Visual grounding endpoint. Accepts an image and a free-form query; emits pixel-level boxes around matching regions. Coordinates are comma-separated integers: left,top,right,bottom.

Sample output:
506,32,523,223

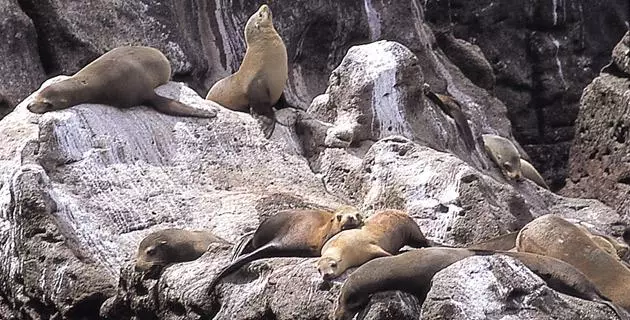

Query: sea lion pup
207,206,363,290
482,134,522,180
422,84,475,150
519,158,549,189
27,46,215,118
334,247,627,320
516,215,630,311
206,4,288,138
317,209,430,280
135,228,230,272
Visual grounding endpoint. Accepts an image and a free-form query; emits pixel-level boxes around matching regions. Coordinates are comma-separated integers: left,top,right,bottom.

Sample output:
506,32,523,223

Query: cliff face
2,0,628,188
0,1,628,319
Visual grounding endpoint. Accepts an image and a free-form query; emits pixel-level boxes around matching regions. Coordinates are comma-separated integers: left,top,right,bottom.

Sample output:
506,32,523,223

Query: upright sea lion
516,214,630,310
519,158,549,189
482,134,522,180
334,247,627,320
317,209,430,280
206,4,288,138
135,228,230,272
423,84,476,150
208,206,363,290
27,46,215,118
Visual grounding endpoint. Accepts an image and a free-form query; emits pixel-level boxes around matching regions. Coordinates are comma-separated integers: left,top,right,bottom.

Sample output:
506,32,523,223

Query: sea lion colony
23,3,629,319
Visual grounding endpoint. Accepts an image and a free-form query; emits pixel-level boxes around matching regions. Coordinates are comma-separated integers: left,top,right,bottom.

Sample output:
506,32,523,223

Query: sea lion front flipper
147,93,217,118
246,73,276,138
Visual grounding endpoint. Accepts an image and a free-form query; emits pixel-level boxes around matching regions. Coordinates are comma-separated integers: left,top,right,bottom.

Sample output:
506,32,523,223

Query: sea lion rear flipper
230,231,256,261
147,93,217,118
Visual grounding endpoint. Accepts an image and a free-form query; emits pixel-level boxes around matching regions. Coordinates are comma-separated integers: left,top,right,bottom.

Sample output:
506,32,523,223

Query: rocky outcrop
563,31,630,215
425,0,630,189
3,0,628,191
423,255,621,320
0,36,627,319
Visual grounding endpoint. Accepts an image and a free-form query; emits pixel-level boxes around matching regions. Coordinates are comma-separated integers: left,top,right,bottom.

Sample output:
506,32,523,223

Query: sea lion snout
317,257,340,280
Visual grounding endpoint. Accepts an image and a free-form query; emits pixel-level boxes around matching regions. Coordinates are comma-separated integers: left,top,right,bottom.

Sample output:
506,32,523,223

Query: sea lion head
135,235,170,272
27,81,76,113
245,4,275,43
334,285,369,320
317,256,342,281
482,134,522,180
332,206,364,231
500,155,522,180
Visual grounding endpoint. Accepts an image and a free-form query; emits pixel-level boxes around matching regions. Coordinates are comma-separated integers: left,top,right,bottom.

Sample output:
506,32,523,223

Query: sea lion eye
330,261,338,268
336,215,342,222
146,247,156,256
503,162,512,171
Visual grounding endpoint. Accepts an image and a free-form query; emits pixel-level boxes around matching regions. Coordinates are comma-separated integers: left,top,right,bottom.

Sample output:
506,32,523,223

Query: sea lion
516,214,630,310
27,46,215,118
575,224,629,261
423,84,476,150
334,247,627,320
135,228,230,272
208,206,363,290
519,158,549,189
482,134,522,180
433,28,496,91
206,4,288,138
317,209,430,280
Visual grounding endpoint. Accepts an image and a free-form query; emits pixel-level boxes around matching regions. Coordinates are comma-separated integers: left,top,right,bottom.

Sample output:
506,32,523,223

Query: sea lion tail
230,231,256,261
148,93,217,118
208,243,283,292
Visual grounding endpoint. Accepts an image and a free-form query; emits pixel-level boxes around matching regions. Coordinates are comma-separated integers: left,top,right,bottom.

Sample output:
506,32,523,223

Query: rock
422,255,621,320
0,0,46,117
610,30,630,75
0,32,626,320
425,0,630,189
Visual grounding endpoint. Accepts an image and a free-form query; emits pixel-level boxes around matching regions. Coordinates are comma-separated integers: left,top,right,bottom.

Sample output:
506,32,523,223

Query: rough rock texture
423,255,621,320
425,0,630,189
0,0,45,118
4,0,628,191
1,37,627,319
563,31,630,215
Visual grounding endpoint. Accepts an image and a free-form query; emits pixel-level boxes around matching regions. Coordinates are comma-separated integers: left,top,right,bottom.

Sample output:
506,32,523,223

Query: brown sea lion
423,84,476,150
516,214,630,311
27,46,216,118
575,224,629,261
317,209,430,280
519,158,549,189
135,228,230,272
482,134,522,180
206,4,288,138
334,247,627,320
207,206,363,290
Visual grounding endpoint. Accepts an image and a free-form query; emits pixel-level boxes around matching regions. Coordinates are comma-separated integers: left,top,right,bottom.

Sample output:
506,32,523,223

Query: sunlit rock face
1,38,627,319
3,0,628,192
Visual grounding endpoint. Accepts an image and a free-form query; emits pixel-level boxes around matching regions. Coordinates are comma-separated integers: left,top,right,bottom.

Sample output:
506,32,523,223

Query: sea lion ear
158,240,167,246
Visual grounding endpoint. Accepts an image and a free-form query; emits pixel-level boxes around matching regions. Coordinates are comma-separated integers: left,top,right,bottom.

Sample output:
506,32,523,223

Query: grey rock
423,255,621,320
0,0,46,117
0,35,626,320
